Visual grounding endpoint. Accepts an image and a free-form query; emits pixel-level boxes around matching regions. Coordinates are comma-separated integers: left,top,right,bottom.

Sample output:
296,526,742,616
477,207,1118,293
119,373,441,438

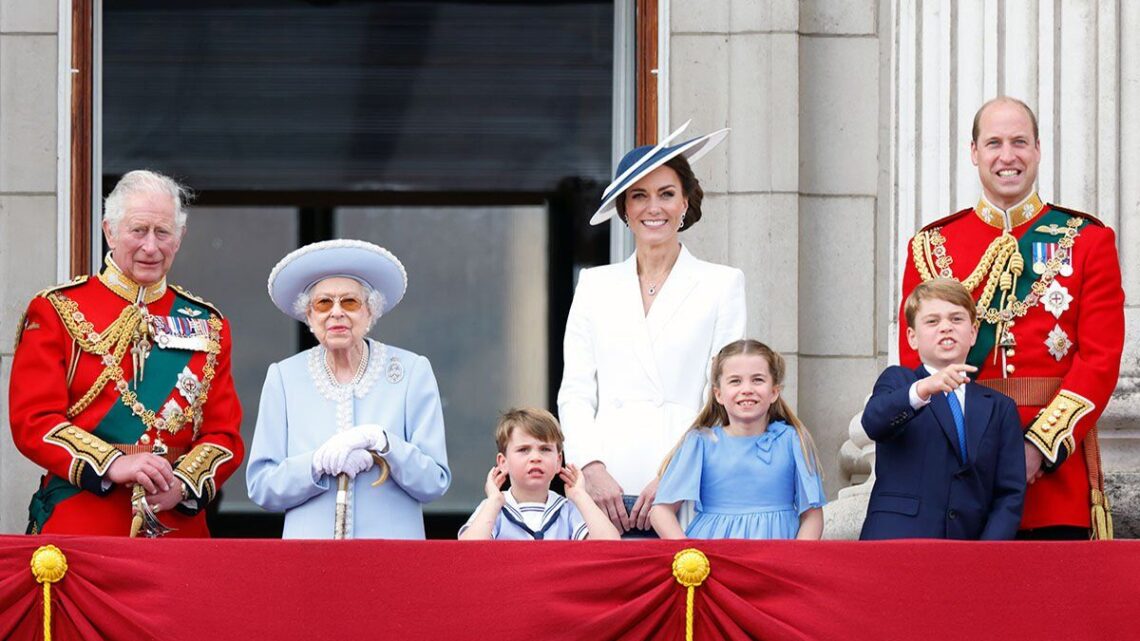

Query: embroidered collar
503,489,566,528
973,193,1044,230
307,338,385,402
97,254,167,304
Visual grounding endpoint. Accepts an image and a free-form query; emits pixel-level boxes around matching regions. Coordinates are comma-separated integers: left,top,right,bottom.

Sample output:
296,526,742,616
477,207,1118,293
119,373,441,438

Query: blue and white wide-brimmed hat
267,239,408,321
589,120,730,226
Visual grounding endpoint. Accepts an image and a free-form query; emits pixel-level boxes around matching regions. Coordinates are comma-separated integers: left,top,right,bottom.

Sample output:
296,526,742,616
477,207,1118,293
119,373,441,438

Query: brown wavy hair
615,154,705,232
658,340,821,477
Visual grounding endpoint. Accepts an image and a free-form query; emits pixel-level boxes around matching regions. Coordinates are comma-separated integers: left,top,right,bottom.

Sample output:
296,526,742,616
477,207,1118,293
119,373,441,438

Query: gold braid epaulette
912,216,1083,329
45,292,222,437
14,277,90,350
170,284,224,319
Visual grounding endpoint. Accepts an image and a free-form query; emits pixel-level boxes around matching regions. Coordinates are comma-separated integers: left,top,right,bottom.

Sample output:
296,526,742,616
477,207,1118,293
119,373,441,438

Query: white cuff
909,381,932,410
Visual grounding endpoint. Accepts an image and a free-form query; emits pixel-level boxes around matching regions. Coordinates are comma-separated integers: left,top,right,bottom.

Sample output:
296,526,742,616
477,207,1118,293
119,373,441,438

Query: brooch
386,357,404,384
1045,325,1073,361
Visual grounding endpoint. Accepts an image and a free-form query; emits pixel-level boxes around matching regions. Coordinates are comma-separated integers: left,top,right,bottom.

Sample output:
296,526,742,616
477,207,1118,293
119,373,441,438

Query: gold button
1048,416,1057,425
1053,410,1063,418
1005,364,1015,374
1059,403,1070,410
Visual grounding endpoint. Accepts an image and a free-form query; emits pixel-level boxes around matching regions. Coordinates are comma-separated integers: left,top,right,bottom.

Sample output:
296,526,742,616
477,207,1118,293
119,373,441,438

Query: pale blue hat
589,120,730,226
267,239,408,321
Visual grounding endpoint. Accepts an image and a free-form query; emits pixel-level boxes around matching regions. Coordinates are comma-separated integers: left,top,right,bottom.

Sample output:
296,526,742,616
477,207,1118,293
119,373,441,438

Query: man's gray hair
103,170,191,237
293,280,386,332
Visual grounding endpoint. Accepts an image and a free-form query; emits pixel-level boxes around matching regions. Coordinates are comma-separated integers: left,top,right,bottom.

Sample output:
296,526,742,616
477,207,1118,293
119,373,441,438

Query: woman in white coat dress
558,122,746,535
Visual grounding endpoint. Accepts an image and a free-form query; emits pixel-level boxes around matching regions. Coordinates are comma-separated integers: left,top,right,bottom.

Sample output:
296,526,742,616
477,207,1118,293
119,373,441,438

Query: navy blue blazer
859,365,1026,540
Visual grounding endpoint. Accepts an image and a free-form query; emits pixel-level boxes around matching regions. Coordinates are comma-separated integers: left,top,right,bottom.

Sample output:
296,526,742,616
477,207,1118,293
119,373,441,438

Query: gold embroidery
46,293,221,435
973,193,1045,229
1026,390,1094,464
43,423,122,480
174,443,234,502
96,255,166,304
911,215,1084,344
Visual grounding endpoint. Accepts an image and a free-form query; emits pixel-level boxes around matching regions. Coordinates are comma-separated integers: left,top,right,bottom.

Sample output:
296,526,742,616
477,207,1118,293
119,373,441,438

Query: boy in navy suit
861,278,1025,540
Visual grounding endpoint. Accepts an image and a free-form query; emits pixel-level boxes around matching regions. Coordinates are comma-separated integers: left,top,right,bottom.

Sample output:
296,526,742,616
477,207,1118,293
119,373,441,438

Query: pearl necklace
324,343,370,387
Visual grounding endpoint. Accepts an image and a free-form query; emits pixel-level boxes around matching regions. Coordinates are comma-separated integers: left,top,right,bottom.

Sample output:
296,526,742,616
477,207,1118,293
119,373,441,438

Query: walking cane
334,473,350,539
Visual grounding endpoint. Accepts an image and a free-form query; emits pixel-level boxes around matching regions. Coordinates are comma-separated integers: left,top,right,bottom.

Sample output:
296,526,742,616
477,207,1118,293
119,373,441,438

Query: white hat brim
590,127,730,226
267,239,408,321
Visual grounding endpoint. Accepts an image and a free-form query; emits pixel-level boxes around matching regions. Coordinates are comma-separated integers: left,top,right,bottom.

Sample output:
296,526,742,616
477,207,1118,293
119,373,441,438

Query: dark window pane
103,0,614,192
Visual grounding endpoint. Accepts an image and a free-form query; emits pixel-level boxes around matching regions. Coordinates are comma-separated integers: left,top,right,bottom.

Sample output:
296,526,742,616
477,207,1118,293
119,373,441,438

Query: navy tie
946,390,968,463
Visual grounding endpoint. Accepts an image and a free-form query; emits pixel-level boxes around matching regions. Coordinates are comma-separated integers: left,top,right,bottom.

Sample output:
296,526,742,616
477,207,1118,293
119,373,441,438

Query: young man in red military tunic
9,170,244,537
898,97,1125,540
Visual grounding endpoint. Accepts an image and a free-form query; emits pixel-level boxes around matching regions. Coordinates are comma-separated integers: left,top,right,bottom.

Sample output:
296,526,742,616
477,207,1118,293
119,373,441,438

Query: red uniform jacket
899,195,1124,531
9,261,244,536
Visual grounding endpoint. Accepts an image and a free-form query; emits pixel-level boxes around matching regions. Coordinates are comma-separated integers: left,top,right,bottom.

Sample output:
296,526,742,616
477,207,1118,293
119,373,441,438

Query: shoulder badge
1049,204,1105,227
15,276,89,349
34,275,89,299
169,284,224,319
919,207,973,232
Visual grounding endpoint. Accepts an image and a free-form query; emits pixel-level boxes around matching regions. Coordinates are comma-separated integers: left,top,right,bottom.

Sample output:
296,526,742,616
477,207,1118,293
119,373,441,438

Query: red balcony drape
2,535,1137,641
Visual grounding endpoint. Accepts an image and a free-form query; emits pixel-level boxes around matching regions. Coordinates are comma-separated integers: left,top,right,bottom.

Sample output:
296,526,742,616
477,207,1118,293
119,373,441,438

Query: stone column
0,0,64,533
668,0,888,505
881,0,1140,535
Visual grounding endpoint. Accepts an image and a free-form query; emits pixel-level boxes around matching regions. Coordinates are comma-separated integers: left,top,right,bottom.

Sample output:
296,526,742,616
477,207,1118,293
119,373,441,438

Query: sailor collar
97,254,168,304
974,192,1044,231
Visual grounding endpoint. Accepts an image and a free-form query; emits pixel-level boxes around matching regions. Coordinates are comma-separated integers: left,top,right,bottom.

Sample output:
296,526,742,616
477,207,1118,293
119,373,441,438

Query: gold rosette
31,545,69,641
672,548,711,641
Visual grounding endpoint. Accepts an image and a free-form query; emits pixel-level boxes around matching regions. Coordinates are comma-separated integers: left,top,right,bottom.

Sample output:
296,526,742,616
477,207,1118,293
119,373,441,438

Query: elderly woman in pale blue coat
246,240,450,538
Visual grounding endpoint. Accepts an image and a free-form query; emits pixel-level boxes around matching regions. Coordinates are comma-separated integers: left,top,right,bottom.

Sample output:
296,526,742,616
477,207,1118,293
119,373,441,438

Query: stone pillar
879,0,1140,536
668,0,888,503
0,0,64,533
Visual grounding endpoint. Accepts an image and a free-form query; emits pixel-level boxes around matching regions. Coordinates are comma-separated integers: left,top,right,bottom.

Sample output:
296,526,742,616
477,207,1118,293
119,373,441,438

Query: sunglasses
310,295,364,313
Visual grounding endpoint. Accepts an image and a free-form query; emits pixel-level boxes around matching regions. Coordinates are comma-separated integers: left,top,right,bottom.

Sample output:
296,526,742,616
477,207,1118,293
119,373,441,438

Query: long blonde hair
658,339,822,477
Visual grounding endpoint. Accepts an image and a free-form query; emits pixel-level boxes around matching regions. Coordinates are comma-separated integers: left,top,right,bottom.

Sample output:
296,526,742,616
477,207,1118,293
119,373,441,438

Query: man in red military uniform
898,97,1124,539
9,169,244,537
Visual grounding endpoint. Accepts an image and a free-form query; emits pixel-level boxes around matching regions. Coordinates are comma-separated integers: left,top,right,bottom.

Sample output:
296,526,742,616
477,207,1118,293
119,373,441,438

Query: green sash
966,208,1079,371
28,293,209,531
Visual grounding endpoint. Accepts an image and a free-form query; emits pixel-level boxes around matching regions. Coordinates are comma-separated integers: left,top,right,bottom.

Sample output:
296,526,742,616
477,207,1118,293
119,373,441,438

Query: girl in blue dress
650,340,826,539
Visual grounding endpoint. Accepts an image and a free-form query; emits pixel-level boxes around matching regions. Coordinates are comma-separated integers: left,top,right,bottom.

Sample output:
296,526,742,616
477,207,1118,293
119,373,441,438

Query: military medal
149,315,212,351
1042,281,1073,319
177,366,202,404
1045,325,1073,361
1059,250,1074,277
1031,242,1053,275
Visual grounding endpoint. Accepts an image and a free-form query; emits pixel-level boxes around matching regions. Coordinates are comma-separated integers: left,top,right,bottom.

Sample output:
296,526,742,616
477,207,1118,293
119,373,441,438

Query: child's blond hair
495,407,564,455
903,278,977,327
659,340,821,477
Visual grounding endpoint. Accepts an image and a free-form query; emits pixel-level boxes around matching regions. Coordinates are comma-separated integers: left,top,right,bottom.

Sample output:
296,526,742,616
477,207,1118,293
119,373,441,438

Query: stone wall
670,0,891,498
0,0,62,533
887,0,1140,535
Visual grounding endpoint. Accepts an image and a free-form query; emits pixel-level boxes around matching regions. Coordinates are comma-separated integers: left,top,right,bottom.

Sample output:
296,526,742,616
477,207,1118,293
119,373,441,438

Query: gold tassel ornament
31,545,68,641
672,548,711,641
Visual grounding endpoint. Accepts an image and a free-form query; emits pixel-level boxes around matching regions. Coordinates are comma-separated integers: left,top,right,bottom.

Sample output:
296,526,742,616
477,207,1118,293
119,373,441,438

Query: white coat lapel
646,245,700,342
618,254,664,391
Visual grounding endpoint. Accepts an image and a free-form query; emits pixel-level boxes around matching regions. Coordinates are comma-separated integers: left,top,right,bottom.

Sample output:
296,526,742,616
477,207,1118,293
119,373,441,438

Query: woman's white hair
103,169,191,237
293,279,385,331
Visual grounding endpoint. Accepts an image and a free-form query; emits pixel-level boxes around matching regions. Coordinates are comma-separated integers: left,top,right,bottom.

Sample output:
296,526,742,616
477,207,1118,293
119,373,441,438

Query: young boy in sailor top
460,408,620,540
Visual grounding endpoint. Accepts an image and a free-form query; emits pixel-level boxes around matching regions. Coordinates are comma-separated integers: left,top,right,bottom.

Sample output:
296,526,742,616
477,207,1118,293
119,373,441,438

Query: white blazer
557,245,746,493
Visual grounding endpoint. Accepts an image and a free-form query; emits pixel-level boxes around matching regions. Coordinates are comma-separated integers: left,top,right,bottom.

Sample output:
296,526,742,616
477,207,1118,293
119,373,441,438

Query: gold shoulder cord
912,218,1082,334
46,293,222,437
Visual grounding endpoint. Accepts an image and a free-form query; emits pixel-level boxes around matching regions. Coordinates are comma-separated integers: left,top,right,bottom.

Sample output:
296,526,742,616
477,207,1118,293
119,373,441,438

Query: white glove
335,449,376,478
312,425,388,477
